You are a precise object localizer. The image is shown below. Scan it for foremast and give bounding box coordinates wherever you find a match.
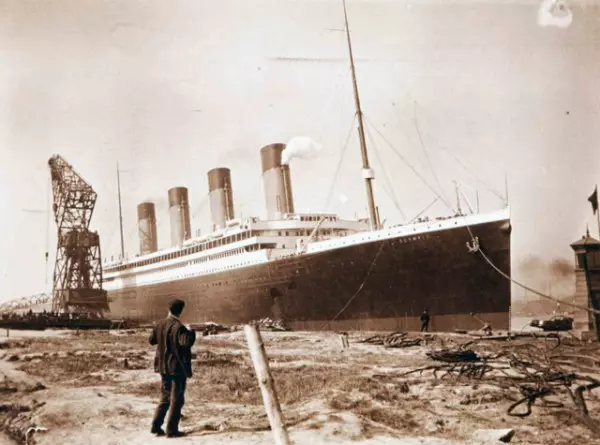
[342,0,379,231]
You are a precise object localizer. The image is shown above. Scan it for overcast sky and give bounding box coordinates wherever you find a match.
[0,0,598,302]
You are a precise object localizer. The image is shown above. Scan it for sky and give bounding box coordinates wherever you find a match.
[0,0,598,303]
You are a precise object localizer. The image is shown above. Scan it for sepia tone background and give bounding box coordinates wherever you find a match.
[0,0,598,305]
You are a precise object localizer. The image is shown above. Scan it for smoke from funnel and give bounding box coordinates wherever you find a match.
[549,258,574,279]
[520,255,545,275]
[281,137,322,165]
[517,255,575,302]
[537,0,573,28]
[520,256,574,280]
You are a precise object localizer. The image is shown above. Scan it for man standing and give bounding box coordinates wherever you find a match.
[420,309,430,332]
[149,299,196,438]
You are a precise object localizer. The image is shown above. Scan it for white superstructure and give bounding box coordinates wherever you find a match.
[102,207,509,291]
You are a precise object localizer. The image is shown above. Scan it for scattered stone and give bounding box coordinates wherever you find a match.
[473,428,515,443]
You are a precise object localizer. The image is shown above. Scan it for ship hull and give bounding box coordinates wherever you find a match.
[106,217,511,331]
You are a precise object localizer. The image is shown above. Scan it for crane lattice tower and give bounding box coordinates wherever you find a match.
[48,155,109,314]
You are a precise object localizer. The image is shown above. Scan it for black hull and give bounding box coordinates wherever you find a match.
[107,218,511,332]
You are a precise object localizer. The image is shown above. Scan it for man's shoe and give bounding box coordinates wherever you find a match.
[166,431,186,438]
[151,427,165,436]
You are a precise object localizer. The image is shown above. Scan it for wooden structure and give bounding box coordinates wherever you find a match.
[570,231,600,340]
[244,325,292,445]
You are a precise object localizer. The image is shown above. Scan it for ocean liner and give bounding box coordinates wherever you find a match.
[103,2,512,331]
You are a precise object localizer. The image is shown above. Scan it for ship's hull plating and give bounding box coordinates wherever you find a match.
[107,218,511,331]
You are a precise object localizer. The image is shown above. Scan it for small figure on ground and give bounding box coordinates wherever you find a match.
[420,309,430,332]
[149,299,196,438]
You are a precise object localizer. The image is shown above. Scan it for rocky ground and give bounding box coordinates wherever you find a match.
[0,327,599,445]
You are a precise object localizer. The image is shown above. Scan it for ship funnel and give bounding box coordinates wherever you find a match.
[207,168,234,231]
[260,143,295,219]
[168,186,191,247]
[137,202,158,255]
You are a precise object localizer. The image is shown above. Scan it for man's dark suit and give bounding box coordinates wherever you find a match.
[149,315,196,435]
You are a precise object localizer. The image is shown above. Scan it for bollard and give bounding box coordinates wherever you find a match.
[244,324,292,445]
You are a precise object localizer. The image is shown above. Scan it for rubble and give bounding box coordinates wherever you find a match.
[189,322,230,336]
[358,331,600,438]
[253,317,290,332]
[426,349,480,363]
[358,332,430,348]
[189,318,292,336]
[1,329,599,444]
[230,318,291,333]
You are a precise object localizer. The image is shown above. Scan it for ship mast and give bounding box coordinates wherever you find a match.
[343,0,379,231]
[117,162,125,260]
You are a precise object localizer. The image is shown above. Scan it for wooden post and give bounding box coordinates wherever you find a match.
[339,332,349,349]
[244,325,292,445]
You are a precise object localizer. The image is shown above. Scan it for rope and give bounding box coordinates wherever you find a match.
[440,146,506,203]
[365,122,406,221]
[463,218,600,316]
[309,67,351,147]
[407,197,440,224]
[102,220,120,260]
[109,192,210,261]
[363,114,454,213]
[322,242,386,329]
[413,101,447,204]
[324,113,357,211]
[190,194,210,225]
[410,101,506,203]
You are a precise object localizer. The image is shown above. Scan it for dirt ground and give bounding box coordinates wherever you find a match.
[1,328,599,445]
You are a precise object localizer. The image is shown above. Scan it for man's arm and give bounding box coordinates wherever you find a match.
[149,325,157,345]
[177,325,196,348]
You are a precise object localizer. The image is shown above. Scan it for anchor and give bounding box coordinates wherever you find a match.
[466,236,480,253]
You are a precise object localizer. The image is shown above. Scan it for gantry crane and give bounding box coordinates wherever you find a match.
[48,155,109,314]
